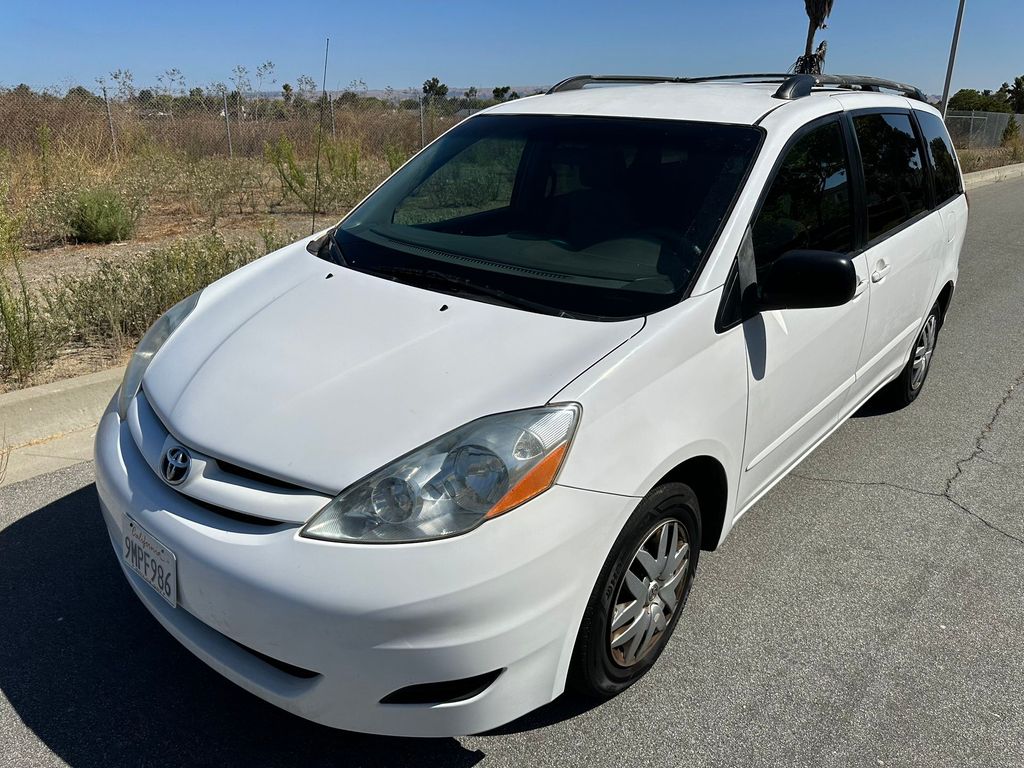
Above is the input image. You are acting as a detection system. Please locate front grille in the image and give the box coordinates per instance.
[216,459,305,491]
[136,388,326,528]
[187,497,290,529]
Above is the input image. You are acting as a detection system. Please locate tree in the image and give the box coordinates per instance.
[795,0,835,75]
[231,65,251,94]
[110,69,135,100]
[281,82,293,105]
[137,88,155,105]
[64,85,98,103]
[253,61,275,120]
[158,68,184,97]
[422,76,449,103]
[296,74,317,99]
[1007,76,1024,113]
[492,85,511,101]
[155,68,183,116]
[947,88,1012,113]
[256,61,275,93]
[465,86,478,100]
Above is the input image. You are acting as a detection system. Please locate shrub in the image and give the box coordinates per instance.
[264,132,380,214]
[1002,117,1021,147]
[384,144,408,173]
[0,196,58,387]
[45,232,262,346]
[0,255,57,386]
[68,186,139,243]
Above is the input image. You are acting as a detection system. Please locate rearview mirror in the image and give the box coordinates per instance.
[757,250,857,312]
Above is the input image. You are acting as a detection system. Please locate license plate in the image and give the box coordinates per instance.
[122,516,177,607]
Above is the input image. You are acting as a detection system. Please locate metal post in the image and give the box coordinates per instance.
[419,96,425,149]
[102,85,118,159]
[329,91,336,139]
[223,91,233,158]
[940,0,967,117]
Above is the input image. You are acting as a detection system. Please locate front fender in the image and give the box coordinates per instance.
[553,289,747,541]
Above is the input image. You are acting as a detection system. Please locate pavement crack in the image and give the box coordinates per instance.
[791,472,1024,547]
[943,365,1024,499]
[793,367,1024,547]
[790,473,940,500]
[942,496,1024,546]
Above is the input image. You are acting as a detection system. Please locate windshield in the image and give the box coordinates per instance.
[331,114,762,319]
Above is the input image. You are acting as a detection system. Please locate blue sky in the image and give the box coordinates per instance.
[3,0,1021,96]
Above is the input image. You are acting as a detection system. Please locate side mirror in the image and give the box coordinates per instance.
[757,250,857,312]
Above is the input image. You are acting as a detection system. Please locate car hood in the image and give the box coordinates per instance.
[143,242,644,495]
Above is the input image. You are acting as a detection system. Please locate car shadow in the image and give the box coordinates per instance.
[0,484,537,766]
[851,394,902,418]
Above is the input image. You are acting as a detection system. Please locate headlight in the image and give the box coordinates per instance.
[301,404,581,543]
[117,291,202,419]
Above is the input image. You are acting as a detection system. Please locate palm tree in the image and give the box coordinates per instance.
[795,0,835,75]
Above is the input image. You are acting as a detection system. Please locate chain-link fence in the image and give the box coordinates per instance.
[0,81,502,246]
[945,110,1024,149]
[7,84,1022,167]
[3,80,1021,255]
[0,84,476,161]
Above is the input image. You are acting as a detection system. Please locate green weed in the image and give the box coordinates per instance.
[68,186,140,243]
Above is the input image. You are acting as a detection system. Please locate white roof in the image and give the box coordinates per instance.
[486,81,931,127]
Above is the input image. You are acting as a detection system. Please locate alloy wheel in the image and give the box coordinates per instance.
[910,314,938,391]
[609,519,691,667]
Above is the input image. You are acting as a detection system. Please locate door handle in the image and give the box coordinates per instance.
[871,263,891,282]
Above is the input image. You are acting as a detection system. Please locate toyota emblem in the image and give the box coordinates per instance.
[162,446,192,485]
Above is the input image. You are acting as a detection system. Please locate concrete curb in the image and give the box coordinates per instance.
[1,367,122,450]
[963,162,1024,190]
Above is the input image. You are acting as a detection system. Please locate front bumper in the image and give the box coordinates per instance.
[94,398,636,736]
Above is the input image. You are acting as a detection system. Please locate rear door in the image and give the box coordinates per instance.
[737,116,870,508]
[846,110,947,402]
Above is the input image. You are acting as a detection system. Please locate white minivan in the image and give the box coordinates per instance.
[96,73,967,737]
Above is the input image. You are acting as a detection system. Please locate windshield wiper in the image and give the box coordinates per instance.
[371,265,579,319]
[306,227,348,266]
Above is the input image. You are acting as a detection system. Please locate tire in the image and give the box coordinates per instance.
[883,301,942,408]
[568,482,701,699]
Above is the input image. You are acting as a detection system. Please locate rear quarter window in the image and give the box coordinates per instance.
[916,111,963,204]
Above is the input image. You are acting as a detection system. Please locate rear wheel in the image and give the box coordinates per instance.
[568,482,700,698]
[884,302,942,407]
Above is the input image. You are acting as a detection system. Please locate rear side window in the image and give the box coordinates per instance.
[853,113,928,241]
[916,111,962,204]
[752,120,854,272]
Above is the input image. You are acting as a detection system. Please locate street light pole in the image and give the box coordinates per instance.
[940,0,967,117]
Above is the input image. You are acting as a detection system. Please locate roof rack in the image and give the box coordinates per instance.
[546,75,692,93]
[546,73,928,103]
[772,73,927,102]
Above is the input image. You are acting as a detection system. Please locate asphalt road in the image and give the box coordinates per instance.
[3,178,1024,768]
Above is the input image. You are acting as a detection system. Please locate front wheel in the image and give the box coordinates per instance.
[568,482,701,698]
